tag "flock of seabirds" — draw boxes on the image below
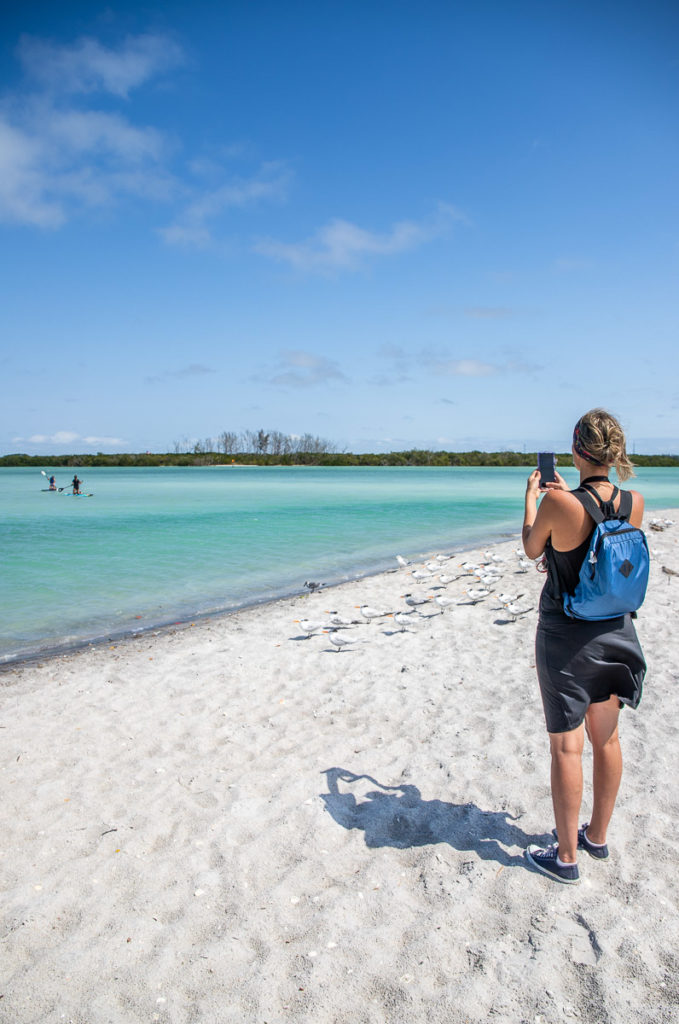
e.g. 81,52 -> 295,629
296,518 -> 677,652
295,547 -> 543,651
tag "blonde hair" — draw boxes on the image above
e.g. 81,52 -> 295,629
574,408 -> 635,481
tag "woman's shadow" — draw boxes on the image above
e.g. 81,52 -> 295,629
320,767 -> 546,867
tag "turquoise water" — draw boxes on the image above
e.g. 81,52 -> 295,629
2,465 -> 678,663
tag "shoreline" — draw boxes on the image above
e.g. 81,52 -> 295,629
1,512 -> 679,1021
0,525 -> 522,671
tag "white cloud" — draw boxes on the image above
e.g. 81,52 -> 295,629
0,31 -> 288,237
258,350 -> 349,389
15,431 -> 125,447
254,203 -> 465,272
82,435 -> 126,446
17,33 -> 184,98
0,118 -> 65,227
160,161 -> 291,248
422,352 -> 541,378
0,33 -> 182,227
48,109 -> 167,163
28,431 -> 80,444
432,359 -> 499,377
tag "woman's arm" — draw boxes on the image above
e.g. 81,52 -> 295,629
522,469 -> 569,559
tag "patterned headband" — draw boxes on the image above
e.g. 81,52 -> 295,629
573,424 -> 602,465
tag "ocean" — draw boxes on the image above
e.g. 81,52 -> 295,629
2,464 -> 678,663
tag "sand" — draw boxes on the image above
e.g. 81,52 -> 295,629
1,510 -> 679,1024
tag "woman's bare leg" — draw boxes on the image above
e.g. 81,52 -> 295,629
584,695 -> 622,844
548,724 -> 585,862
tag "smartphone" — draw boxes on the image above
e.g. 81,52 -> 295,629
537,451 -> 556,488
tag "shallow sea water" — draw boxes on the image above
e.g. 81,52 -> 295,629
1,464 -> 678,662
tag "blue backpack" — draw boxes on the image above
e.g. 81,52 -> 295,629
563,483 -> 650,621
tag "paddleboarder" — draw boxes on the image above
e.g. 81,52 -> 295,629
72,474 -> 82,495
48,475 -> 57,491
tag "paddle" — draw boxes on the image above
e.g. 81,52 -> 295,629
40,470 -> 64,492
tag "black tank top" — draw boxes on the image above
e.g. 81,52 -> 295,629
539,475 -> 621,617
539,534 -> 593,616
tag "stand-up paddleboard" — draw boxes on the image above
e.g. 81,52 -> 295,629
66,492 -> 94,497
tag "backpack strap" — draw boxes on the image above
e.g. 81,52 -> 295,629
573,483 -> 633,523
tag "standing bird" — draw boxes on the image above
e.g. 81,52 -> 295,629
327,632 -> 364,651
396,554 -> 409,568
434,595 -> 457,614
503,603 -> 533,622
294,618 -> 328,637
325,613 -> 361,628
393,611 -> 420,632
411,569 -> 434,584
355,604 -> 392,623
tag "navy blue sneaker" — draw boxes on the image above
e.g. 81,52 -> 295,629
551,823 -> 609,861
577,824 -> 609,860
525,843 -> 580,884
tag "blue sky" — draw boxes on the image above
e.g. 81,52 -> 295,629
1,0 -> 678,455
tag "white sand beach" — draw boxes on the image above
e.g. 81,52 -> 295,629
2,510 -> 679,1024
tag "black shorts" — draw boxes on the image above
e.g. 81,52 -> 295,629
535,612 -> 646,734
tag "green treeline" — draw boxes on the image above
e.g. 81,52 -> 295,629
1,451 -> 677,468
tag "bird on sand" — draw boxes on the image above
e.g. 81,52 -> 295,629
475,572 -> 501,590
304,580 -> 323,593
325,613 -> 361,628
411,569 -> 434,583
294,618 -> 328,637
396,554 -> 409,568
662,566 -> 679,582
495,591 -> 524,605
434,595 -> 456,613
393,611 -> 421,631
327,632 -> 364,651
464,588 -> 491,604
503,603 -> 533,621
356,604 -> 392,622
459,561 -> 480,573
402,593 -> 431,608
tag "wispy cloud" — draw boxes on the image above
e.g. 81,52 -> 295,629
14,430 -> 125,447
145,364 -> 214,385
257,350 -> 349,389
17,32 -> 185,98
254,203 -> 465,273
0,32 -> 182,227
159,161 -> 291,249
0,31 -> 286,238
427,358 -> 499,377
373,345 -> 541,381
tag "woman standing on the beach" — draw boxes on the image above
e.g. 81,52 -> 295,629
521,409 -> 646,884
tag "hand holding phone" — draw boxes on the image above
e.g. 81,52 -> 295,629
537,451 -> 556,488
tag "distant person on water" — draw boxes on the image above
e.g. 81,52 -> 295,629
48,475 -> 57,490
72,474 -> 82,494
521,408 -> 646,885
